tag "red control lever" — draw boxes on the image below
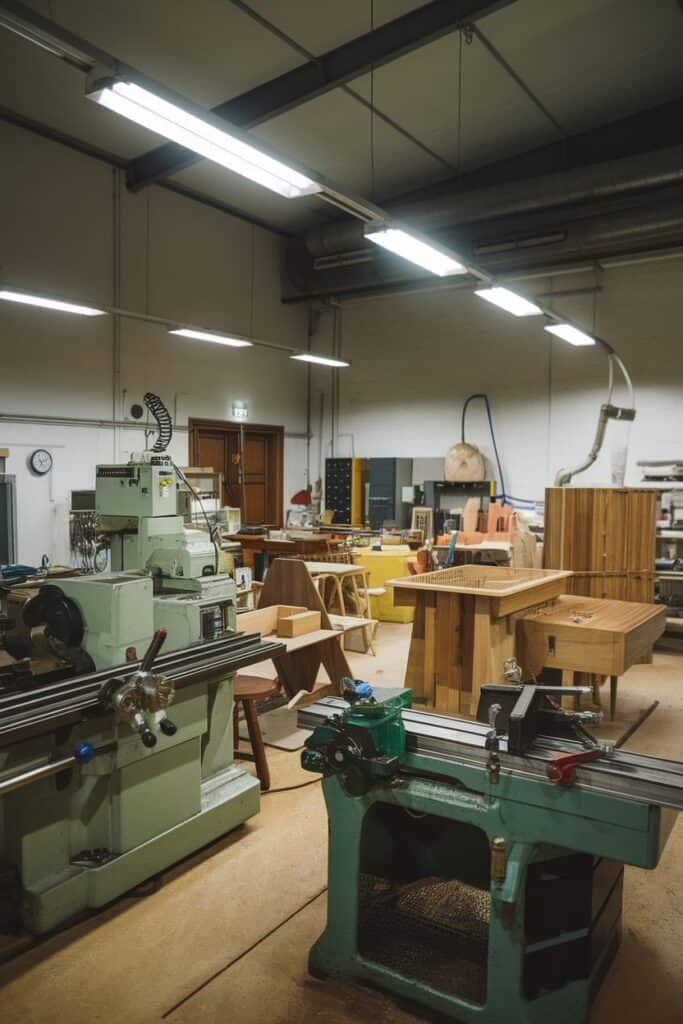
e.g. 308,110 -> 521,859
546,748 -> 604,787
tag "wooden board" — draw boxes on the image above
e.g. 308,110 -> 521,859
386,564 -> 571,597
278,610 -> 321,637
518,595 -> 666,676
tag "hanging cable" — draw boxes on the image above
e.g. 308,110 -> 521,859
172,461 -> 220,575
461,393 -> 507,501
369,0 -> 376,199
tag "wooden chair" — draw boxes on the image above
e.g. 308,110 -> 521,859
233,674 -> 279,791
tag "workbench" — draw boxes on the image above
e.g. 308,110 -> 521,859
518,594 -> 666,718
226,533 -> 338,576
387,565 -> 571,714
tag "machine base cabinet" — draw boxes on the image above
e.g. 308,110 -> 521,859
309,773 -> 656,1024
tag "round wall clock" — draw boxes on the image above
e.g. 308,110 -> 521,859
29,449 -> 53,476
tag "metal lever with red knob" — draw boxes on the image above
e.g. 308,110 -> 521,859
546,746 -> 611,787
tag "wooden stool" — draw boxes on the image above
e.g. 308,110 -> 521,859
233,675 -> 279,791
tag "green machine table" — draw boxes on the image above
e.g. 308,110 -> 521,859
299,683 -> 683,1023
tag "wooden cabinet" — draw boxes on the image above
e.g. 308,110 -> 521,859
544,487 -> 656,602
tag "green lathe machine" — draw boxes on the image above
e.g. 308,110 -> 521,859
0,435 -> 283,935
299,680 -> 683,1024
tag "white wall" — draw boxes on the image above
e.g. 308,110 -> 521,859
0,123 -> 310,564
311,258 -> 683,504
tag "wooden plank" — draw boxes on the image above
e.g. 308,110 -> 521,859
404,594 -> 426,698
470,595 -> 493,712
447,594 -> 463,716
423,603 -> 436,707
392,587 -> 417,607
460,596 -> 475,716
434,592 -> 453,713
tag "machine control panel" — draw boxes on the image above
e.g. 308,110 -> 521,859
200,602 -> 229,641
96,461 -> 178,518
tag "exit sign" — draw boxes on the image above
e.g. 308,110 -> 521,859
232,401 -> 248,420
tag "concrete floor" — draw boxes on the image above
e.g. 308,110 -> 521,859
0,624 -> 681,1023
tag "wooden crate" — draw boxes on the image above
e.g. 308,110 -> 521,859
544,488 -> 656,602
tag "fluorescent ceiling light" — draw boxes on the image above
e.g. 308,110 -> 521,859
0,289 -> 106,316
87,78 -> 322,199
290,352 -> 350,368
544,323 -> 596,347
475,287 -> 543,317
364,224 -> 467,277
169,327 -> 253,348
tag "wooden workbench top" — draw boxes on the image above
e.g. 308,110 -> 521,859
521,595 -> 665,631
387,564 -> 572,597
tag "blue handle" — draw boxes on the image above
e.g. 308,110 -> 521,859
355,682 -> 374,698
73,742 -> 96,765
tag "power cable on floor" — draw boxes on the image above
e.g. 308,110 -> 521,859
261,776 -> 322,795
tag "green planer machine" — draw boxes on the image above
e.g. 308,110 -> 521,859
0,444 -> 283,935
299,680 -> 683,1023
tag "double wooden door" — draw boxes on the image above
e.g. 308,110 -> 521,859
189,419 -> 284,526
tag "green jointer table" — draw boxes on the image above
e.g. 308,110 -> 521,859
299,683 -> 683,1024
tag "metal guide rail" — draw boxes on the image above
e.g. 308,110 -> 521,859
299,697 -> 683,810
0,631 -> 285,746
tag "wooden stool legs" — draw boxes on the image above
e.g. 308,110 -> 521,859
233,700 -> 271,791
243,699 -> 271,791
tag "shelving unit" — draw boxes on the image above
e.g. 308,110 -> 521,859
647,476 -> 683,636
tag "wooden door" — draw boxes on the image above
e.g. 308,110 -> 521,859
189,419 -> 284,526
195,430 -> 230,506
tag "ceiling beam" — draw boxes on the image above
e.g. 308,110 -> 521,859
125,0 -> 518,191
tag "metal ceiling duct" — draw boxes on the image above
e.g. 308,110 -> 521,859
285,144 -> 683,301
292,92 -> 683,298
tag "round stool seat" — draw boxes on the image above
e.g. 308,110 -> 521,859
234,675 -> 279,701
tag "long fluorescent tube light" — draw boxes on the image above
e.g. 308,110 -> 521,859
475,287 -> 543,317
0,289 -> 106,316
87,78 -> 322,199
169,328 -> 253,348
364,224 -> 467,277
291,352 -> 350,368
545,323 -> 596,347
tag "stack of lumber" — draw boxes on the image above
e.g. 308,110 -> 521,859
544,488 -> 656,602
